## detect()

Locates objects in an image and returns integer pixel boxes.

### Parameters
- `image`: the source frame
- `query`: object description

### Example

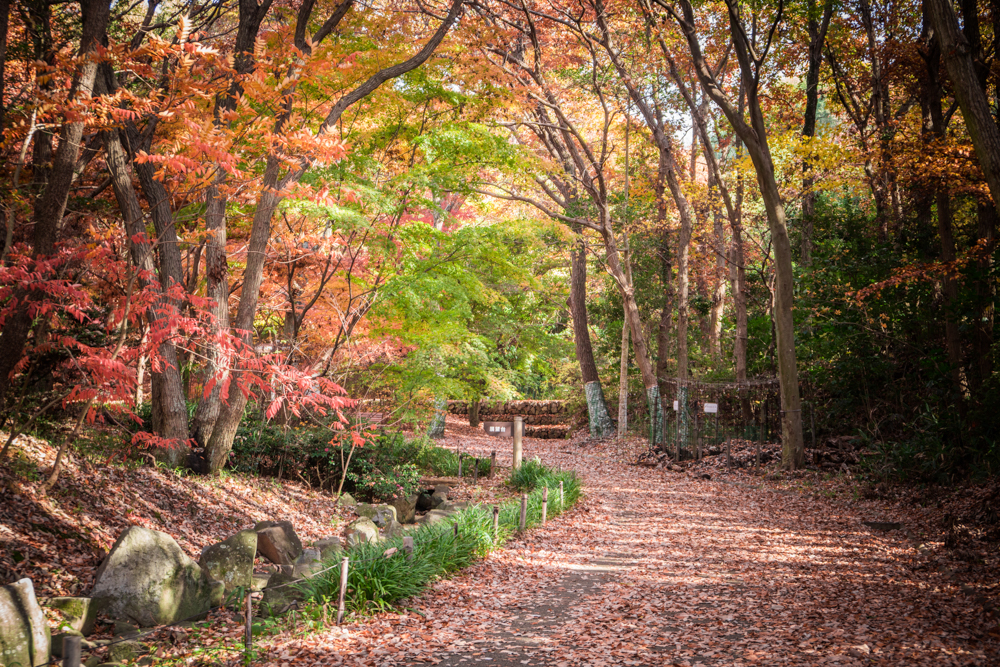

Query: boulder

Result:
[381,520,406,539]
[292,549,324,579]
[356,504,397,528]
[433,484,450,497]
[261,571,303,615]
[313,537,342,561]
[0,578,50,667]
[108,639,142,663]
[199,528,257,593]
[90,526,224,627]
[418,510,452,526]
[437,500,470,514]
[47,596,98,635]
[389,494,418,524]
[345,518,380,547]
[254,521,303,567]
[337,492,357,508]
[250,573,271,593]
[430,490,448,509]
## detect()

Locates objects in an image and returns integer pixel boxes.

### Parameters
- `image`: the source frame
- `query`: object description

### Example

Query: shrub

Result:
[296,464,581,615]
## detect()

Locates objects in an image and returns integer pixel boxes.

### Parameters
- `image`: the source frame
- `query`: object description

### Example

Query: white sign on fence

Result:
[673,400,679,411]
[704,403,718,414]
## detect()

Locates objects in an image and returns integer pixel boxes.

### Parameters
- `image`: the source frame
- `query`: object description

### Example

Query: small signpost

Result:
[483,421,513,437]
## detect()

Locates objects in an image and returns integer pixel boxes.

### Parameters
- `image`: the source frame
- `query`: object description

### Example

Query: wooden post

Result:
[62,635,81,667]
[403,536,414,561]
[541,487,548,525]
[512,417,523,469]
[559,481,564,510]
[492,505,499,541]
[336,556,349,625]
[489,451,496,479]
[519,493,527,532]
[453,523,459,538]
[458,453,463,481]
[244,589,253,662]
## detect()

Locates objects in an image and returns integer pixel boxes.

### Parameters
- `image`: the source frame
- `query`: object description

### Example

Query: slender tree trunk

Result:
[654,153,675,418]
[102,126,190,465]
[468,399,480,428]
[927,0,1000,208]
[0,0,9,136]
[710,189,727,360]
[802,0,833,265]
[571,231,614,437]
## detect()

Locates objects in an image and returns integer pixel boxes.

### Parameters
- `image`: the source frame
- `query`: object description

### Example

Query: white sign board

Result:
[673,400,679,411]
[704,403,718,414]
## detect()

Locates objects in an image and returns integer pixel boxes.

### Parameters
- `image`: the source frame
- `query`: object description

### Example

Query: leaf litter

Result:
[261,416,999,666]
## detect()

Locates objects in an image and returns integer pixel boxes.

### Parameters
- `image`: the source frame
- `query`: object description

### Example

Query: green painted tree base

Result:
[585,381,615,438]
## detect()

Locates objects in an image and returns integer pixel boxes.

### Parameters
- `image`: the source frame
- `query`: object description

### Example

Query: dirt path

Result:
[265,423,999,666]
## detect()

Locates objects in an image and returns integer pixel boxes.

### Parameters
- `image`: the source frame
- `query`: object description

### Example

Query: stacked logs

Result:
[448,400,569,439]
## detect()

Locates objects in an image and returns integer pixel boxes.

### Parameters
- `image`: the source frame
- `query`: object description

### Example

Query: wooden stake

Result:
[492,505,499,541]
[453,523,459,538]
[559,481,564,510]
[403,536,414,561]
[490,451,496,478]
[336,556,349,625]
[62,635,81,667]
[519,493,527,532]
[541,487,548,525]
[473,457,479,484]
[458,454,463,480]
[244,589,253,663]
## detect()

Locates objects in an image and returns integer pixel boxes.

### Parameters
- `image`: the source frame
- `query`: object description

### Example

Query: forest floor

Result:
[260,416,1000,667]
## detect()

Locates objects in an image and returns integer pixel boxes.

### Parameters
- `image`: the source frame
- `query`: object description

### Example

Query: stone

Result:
[251,573,271,592]
[292,549,324,579]
[199,528,257,593]
[254,521,303,567]
[85,655,102,667]
[389,495,418,524]
[433,484,450,497]
[430,491,447,509]
[313,537,342,561]
[112,620,138,638]
[108,639,142,663]
[345,518,380,547]
[50,629,81,658]
[337,492,357,508]
[0,578,50,667]
[418,510,452,526]
[261,571,303,616]
[90,526,224,627]
[47,596,98,635]
[356,503,397,528]
[381,520,406,539]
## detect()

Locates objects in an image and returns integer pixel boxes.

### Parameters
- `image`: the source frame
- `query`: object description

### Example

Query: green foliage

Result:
[296,465,581,615]
[508,456,549,492]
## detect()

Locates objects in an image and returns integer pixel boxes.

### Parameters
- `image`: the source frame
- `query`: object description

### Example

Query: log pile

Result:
[447,400,569,439]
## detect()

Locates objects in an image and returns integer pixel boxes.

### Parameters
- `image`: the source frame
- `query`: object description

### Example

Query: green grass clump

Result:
[295,464,580,615]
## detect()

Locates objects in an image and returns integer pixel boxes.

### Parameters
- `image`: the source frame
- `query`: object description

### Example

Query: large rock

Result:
[254,521,303,567]
[430,490,448,510]
[199,528,257,593]
[0,578,50,667]
[345,518,380,547]
[90,526,224,627]
[418,509,452,526]
[389,494,418,524]
[337,492,357,508]
[260,571,303,616]
[292,549,324,579]
[47,596,97,635]
[416,492,434,512]
[356,504,396,528]
[313,537,342,561]
[381,520,406,539]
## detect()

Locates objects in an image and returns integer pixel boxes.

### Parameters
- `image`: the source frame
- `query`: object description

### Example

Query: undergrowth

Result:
[294,463,581,615]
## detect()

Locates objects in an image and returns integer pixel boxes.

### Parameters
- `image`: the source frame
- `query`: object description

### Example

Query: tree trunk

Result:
[103,126,191,466]
[673,0,805,468]
[927,0,1000,208]
[802,0,834,265]
[428,396,447,439]
[469,399,480,428]
[571,232,614,437]
[618,317,630,439]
